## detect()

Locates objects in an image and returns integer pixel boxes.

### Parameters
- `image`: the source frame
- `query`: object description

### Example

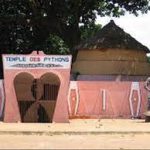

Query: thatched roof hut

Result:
[76,20,149,52]
[72,20,150,80]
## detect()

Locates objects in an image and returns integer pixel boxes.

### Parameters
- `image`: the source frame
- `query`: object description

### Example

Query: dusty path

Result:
[0,134,150,149]
[0,119,150,149]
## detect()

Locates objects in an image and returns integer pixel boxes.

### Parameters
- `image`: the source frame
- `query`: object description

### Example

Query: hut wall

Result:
[72,49,150,75]
[76,75,148,81]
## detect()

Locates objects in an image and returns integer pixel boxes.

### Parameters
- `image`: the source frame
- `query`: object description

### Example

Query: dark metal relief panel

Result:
[40,73,60,101]
[39,73,60,122]
[14,72,35,101]
[14,72,60,123]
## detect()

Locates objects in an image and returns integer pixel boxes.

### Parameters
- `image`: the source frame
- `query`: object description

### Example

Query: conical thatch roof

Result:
[76,20,149,52]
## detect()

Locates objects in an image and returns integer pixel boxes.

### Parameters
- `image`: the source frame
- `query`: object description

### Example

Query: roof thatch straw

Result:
[76,20,149,52]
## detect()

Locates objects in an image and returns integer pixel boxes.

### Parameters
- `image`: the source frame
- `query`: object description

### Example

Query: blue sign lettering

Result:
[6,57,26,62]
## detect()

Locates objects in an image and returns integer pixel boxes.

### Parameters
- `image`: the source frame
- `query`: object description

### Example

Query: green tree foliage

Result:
[80,23,102,41]
[0,0,33,54]
[0,0,150,54]
[45,34,69,54]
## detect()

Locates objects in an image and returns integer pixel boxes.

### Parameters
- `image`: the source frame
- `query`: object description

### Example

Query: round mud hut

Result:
[72,20,150,81]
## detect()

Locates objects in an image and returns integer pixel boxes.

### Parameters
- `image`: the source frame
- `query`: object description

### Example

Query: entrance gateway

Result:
[2,51,72,123]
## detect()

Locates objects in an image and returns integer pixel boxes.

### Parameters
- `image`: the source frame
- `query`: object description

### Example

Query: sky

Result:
[96,12,150,50]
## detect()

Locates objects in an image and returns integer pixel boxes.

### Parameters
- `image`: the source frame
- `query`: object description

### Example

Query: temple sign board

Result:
[3,51,72,123]
[3,55,71,69]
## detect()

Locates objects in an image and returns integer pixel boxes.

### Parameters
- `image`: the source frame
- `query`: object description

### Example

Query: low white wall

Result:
[0,80,4,119]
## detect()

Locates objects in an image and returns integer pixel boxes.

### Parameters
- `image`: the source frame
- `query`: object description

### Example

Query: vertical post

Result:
[129,82,141,118]
[102,89,106,111]
[144,77,150,122]
[67,81,79,115]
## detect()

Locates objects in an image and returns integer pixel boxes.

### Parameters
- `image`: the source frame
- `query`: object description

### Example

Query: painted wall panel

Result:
[69,81,147,119]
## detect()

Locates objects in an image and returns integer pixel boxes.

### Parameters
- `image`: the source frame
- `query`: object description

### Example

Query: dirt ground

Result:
[0,134,150,149]
[0,119,150,149]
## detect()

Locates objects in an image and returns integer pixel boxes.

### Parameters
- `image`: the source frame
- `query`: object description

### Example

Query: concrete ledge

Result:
[1,131,150,136]
[0,119,150,135]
